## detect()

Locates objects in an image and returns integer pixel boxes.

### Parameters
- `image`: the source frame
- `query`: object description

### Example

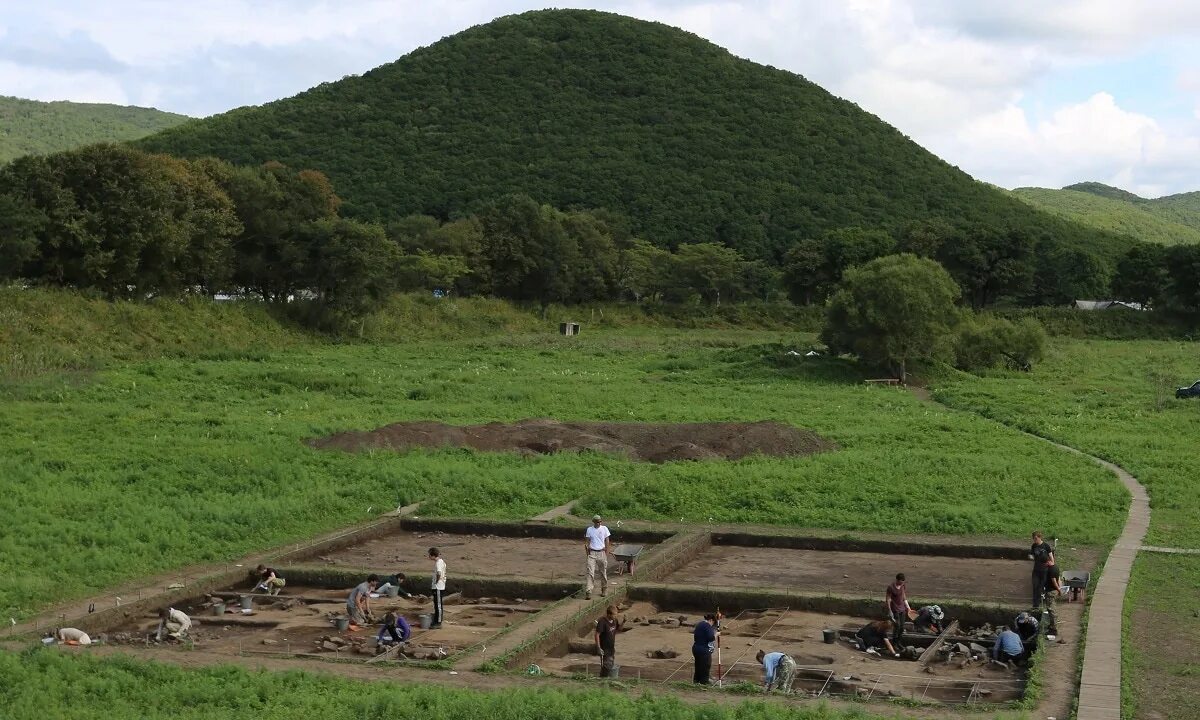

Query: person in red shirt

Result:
[885,573,910,645]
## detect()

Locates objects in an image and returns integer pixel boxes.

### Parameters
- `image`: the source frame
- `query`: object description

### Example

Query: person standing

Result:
[692,612,719,684]
[1029,531,1054,609]
[347,574,378,628]
[755,649,797,693]
[584,514,611,600]
[155,607,192,642]
[429,547,447,629]
[594,605,622,678]
[885,573,910,645]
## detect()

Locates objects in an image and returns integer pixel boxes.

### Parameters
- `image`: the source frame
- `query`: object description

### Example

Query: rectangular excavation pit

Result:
[287,518,669,583]
[534,597,1030,705]
[664,540,1036,604]
[100,581,552,664]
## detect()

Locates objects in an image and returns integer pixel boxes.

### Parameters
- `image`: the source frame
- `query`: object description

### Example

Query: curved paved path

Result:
[1043,441,1149,720]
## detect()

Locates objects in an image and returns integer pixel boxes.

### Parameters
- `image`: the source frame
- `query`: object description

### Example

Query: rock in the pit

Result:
[646,649,679,659]
[969,643,987,655]
[261,639,277,646]
[321,641,342,652]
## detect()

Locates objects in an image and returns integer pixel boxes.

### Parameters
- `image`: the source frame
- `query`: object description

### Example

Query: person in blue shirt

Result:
[376,610,411,647]
[755,649,797,693]
[992,628,1025,665]
[692,613,720,684]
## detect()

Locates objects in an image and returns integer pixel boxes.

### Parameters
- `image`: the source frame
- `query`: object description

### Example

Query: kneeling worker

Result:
[855,619,900,657]
[56,627,92,645]
[756,649,797,693]
[376,571,412,598]
[253,565,286,595]
[912,605,945,634]
[156,607,192,642]
[992,626,1025,666]
[376,611,411,646]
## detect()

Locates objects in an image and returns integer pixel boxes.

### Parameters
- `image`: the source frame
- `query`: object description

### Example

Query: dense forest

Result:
[4,144,1199,322]
[1013,182,1200,246]
[0,96,188,164]
[137,9,1134,266]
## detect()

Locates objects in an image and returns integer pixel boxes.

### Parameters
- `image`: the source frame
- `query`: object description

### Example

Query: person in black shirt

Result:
[594,605,622,678]
[692,613,720,684]
[1029,531,1054,608]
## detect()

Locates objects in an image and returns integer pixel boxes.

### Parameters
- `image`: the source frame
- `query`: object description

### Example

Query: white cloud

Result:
[1,0,1198,194]
[947,93,1200,197]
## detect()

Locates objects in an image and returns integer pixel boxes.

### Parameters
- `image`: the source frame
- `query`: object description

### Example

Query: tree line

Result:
[2,144,1198,322]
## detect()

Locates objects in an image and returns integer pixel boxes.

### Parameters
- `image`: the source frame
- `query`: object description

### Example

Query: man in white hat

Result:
[584,514,612,600]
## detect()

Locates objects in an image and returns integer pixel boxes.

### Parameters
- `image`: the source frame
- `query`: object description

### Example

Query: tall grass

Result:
[0,650,888,720]
[0,330,1123,620]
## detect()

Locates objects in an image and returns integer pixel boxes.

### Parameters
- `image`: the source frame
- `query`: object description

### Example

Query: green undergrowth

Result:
[933,337,1200,719]
[0,330,1124,620]
[0,649,895,720]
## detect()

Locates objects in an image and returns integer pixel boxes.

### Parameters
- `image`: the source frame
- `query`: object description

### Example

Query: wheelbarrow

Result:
[1061,570,1090,602]
[611,544,644,575]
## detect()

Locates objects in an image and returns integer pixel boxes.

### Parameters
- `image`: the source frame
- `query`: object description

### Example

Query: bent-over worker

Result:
[1014,612,1039,642]
[156,607,191,642]
[253,565,286,595]
[584,514,611,600]
[855,619,900,657]
[993,627,1025,665]
[376,571,412,598]
[347,574,378,628]
[756,649,797,693]
[912,605,945,634]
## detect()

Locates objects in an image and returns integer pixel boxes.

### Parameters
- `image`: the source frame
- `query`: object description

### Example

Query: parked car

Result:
[1176,381,1200,399]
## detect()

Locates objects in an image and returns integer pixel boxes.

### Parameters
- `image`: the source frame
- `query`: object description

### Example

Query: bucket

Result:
[333,617,350,632]
[419,614,432,630]
[607,664,620,679]
[822,628,836,644]
[239,595,253,611]
[386,586,399,598]
[211,602,226,616]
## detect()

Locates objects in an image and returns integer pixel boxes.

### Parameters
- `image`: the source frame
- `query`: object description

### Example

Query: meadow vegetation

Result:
[0,315,1125,620]
[1,650,892,720]
[934,338,1200,719]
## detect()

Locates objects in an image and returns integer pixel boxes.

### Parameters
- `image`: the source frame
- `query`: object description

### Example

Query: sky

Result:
[2,1,1198,197]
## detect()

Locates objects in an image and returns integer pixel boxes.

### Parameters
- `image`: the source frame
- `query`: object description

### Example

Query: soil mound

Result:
[309,419,836,464]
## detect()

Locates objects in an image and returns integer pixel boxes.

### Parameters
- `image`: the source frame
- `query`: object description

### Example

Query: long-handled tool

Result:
[715,607,723,687]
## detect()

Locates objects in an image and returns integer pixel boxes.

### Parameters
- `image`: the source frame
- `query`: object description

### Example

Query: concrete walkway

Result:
[1042,441,1149,720]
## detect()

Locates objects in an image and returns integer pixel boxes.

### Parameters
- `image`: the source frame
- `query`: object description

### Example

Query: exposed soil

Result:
[537,602,1027,704]
[664,546,1036,604]
[104,585,546,661]
[309,419,836,463]
[313,531,649,582]
[1129,605,1200,720]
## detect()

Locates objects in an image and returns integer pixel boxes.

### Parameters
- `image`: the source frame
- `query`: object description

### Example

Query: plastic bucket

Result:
[211,602,226,616]
[333,617,350,632]
[239,595,253,610]
[386,586,400,598]
[822,628,836,644]
[419,614,432,630]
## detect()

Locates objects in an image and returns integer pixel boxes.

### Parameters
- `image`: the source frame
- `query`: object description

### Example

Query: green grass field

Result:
[935,338,1200,720]
[0,329,1125,621]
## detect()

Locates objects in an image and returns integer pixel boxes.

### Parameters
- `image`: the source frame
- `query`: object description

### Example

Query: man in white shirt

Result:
[56,627,92,645]
[429,547,447,629]
[584,514,612,600]
[155,607,192,642]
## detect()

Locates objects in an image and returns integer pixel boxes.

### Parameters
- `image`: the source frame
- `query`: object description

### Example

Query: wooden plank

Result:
[917,619,959,667]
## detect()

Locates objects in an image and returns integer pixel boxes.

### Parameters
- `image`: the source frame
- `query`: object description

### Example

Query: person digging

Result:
[253,565,286,595]
[594,605,624,678]
[346,574,378,630]
[854,619,900,658]
[376,610,411,648]
[155,607,192,642]
[756,649,797,693]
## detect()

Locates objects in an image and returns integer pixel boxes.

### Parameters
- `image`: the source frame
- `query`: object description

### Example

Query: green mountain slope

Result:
[0,96,189,164]
[138,9,1121,260]
[1013,184,1200,246]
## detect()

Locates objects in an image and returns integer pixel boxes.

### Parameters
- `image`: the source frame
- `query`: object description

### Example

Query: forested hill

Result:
[0,96,188,164]
[137,9,1121,261]
[1012,183,1200,246]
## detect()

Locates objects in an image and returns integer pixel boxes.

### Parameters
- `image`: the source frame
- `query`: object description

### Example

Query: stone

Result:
[970,643,987,655]
[321,641,341,652]
[261,639,277,646]
[647,649,679,659]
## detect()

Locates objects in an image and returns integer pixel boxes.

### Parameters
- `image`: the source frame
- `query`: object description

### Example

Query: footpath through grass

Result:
[934,338,1200,720]
[0,330,1124,620]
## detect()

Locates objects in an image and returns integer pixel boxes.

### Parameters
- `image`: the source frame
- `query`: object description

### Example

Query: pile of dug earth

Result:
[309,419,836,464]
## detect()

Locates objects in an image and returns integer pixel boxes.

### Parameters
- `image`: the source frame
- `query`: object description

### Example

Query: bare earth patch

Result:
[309,419,836,463]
